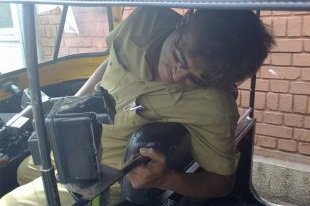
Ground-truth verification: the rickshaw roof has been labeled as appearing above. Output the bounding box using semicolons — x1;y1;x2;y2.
3;0;310;10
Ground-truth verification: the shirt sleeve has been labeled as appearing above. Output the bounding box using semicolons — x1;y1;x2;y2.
186;111;240;176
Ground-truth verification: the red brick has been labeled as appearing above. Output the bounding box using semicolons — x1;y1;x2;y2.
50;7;61;15
83;38;93;47
39;16;49;25
78;48;97;53
262;17;272;27
43;47;52;56
69;47;78;54
51;26;58;37
254;135;258;145
63;32;76;38
256;79;269;91
279;94;293;112
271;53;291;66
261;11;272;17
256;123;293;139
238;108;246;117
43;55;52;61
59;47;69;56
294;11;310;15
255;110;264;122
263;55;271;65
271;39;303;52
240;91;250;108
293;54;310;66
302;16;310;36
290;82;310;95
294;95;308;114
266;92;279;110
308;98;310;114
256;70;262;78
298;142;310;155
294;128;310;142
270;80;290;93
41;38;55;47
278;139;297;152
287;16;302;36
65;38;82;47
305;117;310;129
254;92;266;109
236;91;241;106
301;69;310;81
284;114;304;127
48;15;60;25
261;66;300;80
39;26;45;38
238;79;250;90
60;39;65;47
256;135;277;148
272;17;287;36
92;37;106;48
44;25;52;38
264;112;283;125
272;11;291;16
304;40;310;52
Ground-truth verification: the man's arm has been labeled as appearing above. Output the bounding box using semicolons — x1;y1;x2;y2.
74;59;108;96
127;148;235;199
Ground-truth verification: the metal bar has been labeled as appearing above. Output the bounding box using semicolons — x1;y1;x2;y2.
249;10;260;118
106;6;114;32
22;4;61;206
5;1;310;11
249;75;256;118
53;5;68;60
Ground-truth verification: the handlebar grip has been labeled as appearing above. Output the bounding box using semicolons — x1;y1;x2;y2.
122;154;151;174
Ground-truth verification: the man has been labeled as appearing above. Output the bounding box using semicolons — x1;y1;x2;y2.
0;7;274;206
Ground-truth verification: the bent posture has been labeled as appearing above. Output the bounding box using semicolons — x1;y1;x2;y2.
1;7;274;206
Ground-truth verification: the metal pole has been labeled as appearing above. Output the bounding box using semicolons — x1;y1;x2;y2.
106;6;114;32
22;4;61;206
53;5;68;60
249;10;261;118
249;74;256;118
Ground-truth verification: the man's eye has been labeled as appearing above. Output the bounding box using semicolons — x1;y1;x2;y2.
189;75;206;87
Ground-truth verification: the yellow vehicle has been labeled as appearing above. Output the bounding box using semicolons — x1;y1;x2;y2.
0;1;309;206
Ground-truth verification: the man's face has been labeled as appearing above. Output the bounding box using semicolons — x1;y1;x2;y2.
157;28;207;88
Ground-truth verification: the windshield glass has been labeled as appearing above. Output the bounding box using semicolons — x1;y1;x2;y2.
35;4;63;63
0;3;24;74
58;6;109;57
0;4;109;75
35;5;109;62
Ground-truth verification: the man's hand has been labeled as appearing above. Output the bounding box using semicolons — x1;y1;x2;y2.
126;148;235;200
127;148;172;189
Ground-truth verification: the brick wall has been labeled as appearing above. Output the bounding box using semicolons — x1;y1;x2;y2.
37;7;61;61
238;11;310;163
37;7;109;62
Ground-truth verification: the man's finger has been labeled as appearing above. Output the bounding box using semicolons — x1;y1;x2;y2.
139;148;165;162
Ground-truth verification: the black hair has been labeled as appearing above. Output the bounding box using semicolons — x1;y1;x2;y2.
184;10;275;88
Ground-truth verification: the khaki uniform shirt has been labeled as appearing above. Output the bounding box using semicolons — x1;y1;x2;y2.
100;7;240;204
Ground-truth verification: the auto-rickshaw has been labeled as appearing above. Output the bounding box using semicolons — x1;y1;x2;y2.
0;0;309;206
